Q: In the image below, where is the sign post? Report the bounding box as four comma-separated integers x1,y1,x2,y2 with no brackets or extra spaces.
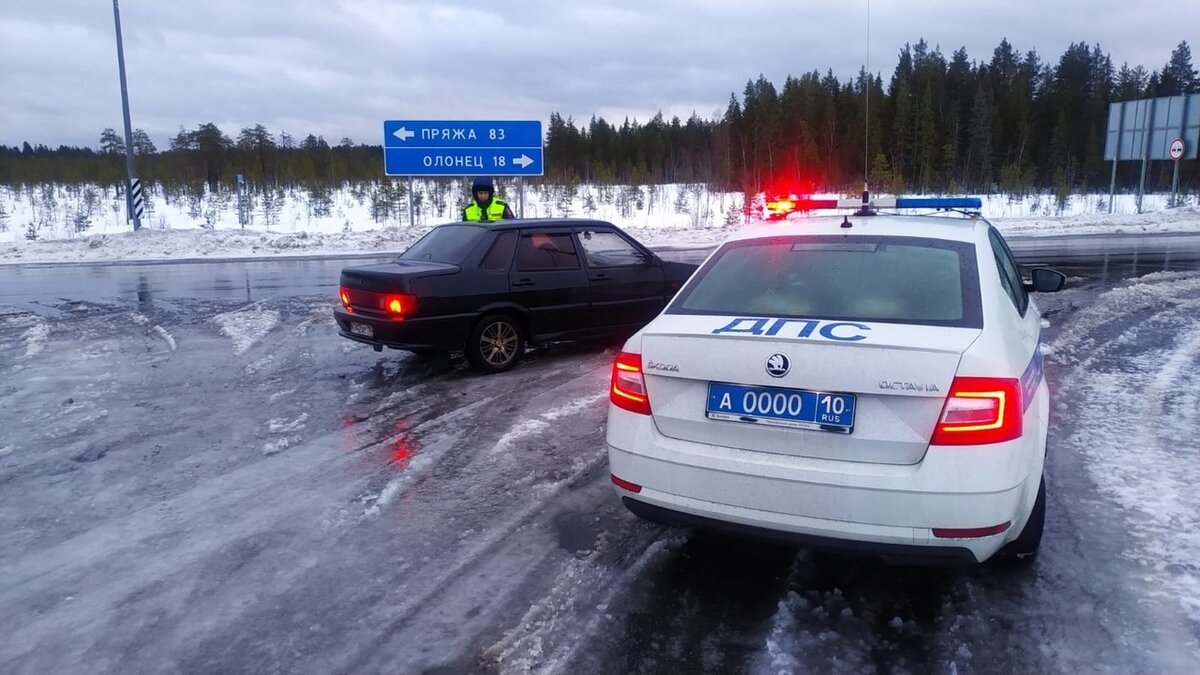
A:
1106,94,1199,213
1169,138,1185,207
383,120,544,221
111,0,141,231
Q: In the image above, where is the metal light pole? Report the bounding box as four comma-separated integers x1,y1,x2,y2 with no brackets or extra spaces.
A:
112,0,141,230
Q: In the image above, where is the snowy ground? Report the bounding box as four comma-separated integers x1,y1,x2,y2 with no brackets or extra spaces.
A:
1,183,1196,265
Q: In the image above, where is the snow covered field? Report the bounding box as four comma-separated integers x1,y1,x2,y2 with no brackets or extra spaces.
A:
0,183,1196,265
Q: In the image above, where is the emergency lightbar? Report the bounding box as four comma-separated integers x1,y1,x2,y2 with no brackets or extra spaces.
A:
791,197,983,211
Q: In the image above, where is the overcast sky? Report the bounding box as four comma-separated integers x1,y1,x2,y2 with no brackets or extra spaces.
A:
1,0,1195,149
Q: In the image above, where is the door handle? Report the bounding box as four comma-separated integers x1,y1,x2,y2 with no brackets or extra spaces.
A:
590,273,610,281
512,278,536,287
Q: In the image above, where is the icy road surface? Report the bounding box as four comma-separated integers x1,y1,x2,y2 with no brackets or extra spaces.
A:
0,251,1197,673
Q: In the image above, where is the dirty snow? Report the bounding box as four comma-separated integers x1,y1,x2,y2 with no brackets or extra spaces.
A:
542,393,607,421
262,437,292,456
152,325,177,351
1050,272,1200,625
0,446,13,458
211,306,280,355
22,322,49,357
267,413,309,434
489,419,551,455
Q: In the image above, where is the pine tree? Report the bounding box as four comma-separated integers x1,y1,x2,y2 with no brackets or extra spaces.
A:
99,128,124,155
132,129,156,155
1159,41,1198,95
966,84,994,190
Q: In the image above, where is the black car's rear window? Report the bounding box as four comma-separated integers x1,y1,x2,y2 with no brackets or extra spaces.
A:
399,225,485,264
668,235,982,328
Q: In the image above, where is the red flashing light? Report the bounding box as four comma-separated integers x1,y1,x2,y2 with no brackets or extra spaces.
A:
610,352,651,415
930,377,1023,445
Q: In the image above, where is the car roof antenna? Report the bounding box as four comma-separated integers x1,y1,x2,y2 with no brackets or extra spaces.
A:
841,215,853,228
855,0,875,219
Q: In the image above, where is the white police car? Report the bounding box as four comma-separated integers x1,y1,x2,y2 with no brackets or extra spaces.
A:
605,197,1065,565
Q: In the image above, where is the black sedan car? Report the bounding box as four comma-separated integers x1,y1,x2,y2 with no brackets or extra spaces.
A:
334,219,697,372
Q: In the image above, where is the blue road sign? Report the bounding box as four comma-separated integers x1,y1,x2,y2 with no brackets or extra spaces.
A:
384,147,543,176
383,119,544,176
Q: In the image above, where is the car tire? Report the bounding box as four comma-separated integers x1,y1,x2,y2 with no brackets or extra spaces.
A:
999,476,1045,562
465,314,525,373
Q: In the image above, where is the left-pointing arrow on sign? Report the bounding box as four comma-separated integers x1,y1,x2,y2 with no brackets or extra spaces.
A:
393,127,415,142
514,154,535,168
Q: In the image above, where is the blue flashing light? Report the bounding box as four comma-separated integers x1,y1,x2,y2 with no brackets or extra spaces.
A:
894,197,982,209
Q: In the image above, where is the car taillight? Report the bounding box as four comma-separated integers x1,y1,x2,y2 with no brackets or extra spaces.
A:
930,377,1022,445
377,293,416,320
610,352,650,415
339,287,352,310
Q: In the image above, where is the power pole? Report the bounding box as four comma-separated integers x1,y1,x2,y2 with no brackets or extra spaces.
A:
112,0,142,230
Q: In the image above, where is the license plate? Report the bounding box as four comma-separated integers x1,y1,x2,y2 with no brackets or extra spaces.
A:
706,382,856,433
350,322,374,338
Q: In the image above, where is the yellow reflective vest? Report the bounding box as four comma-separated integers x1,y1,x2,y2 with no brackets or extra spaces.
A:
464,199,509,222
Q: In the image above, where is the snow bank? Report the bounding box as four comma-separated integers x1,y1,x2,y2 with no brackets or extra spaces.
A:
1,183,1197,265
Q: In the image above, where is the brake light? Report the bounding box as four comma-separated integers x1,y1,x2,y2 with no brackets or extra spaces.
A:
610,352,651,415
380,294,416,320
339,287,417,320
930,377,1022,445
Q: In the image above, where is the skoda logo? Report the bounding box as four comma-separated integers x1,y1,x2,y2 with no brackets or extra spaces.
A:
765,353,790,378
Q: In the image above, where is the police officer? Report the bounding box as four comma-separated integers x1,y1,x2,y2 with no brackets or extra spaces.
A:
462,176,515,222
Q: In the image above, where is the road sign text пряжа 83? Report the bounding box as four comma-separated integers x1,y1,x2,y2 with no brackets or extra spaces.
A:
383,120,544,177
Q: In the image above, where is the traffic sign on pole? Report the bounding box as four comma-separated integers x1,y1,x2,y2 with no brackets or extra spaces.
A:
382,120,543,177
1169,138,1185,161
1169,138,1185,207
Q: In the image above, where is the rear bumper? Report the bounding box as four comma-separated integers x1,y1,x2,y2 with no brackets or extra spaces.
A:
333,308,471,351
622,497,976,564
607,406,1043,564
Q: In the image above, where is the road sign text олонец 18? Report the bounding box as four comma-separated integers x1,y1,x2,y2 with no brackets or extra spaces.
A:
383,148,543,176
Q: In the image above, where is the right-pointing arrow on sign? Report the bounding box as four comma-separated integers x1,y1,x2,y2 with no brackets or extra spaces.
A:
514,154,535,168
393,127,415,142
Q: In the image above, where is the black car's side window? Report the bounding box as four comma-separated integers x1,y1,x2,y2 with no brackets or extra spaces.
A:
516,232,581,271
480,231,517,272
988,228,1028,315
576,230,648,268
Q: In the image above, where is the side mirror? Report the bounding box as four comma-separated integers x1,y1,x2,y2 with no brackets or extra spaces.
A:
1026,268,1066,293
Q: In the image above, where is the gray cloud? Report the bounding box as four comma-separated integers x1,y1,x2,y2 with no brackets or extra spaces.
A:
1,0,1195,149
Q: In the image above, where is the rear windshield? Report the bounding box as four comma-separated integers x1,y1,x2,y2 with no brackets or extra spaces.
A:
668,235,982,328
399,225,485,264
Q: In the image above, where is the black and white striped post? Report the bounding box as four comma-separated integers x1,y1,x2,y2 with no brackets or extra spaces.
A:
112,0,142,231
130,178,145,222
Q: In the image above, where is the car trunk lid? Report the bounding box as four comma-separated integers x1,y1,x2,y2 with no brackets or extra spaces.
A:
640,315,980,465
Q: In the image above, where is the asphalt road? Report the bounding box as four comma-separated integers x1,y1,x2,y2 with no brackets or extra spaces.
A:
1,232,1198,312
0,234,1197,673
